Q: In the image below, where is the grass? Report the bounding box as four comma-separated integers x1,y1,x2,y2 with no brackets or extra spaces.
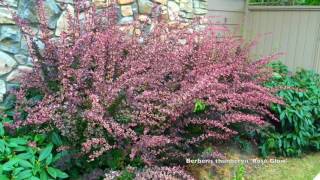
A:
189,143,320,180
248,152,320,180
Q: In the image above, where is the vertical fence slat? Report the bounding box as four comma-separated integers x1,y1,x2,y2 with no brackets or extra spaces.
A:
245,6,320,73
287,12,299,69
303,12,317,70
271,11,283,55
295,13,309,70
313,12,320,72
280,12,291,66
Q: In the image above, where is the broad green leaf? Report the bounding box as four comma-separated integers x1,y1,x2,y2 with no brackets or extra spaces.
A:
17,169,33,179
34,135,46,144
47,167,57,179
47,167,68,179
7,142,18,148
3,158,20,171
51,132,62,146
46,154,53,165
52,151,68,163
0,123,4,137
30,176,40,180
18,159,33,168
4,146,11,154
0,175,9,180
55,169,68,179
32,161,41,175
0,140,5,153
13,167,25,176
14,145,28,152
16,152,34,160
40,170,48,180
39,144,53,161
9,138,28,145
30,155,36,165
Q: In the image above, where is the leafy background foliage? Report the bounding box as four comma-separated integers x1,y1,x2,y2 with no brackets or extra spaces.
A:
259,61,320,157
0,116,68,180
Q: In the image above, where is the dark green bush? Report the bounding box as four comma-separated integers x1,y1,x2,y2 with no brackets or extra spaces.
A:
0,119,68,179
259,62,320,157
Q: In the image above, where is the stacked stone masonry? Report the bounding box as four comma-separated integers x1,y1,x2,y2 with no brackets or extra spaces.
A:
0,0,208,101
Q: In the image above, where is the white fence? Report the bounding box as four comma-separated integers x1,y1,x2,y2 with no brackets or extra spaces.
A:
207,0,246,37
207,1,320,72
244,6,320,72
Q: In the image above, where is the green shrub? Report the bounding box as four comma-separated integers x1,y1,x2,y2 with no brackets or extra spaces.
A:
0,112,68,180
259,62,320,157
0,123,68,180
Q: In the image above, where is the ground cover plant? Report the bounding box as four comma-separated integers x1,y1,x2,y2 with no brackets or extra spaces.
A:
258,62,320,157
0,0,285,179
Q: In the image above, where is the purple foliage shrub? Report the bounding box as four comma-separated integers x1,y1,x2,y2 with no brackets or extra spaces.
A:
104,166,195,180
10,1,282,166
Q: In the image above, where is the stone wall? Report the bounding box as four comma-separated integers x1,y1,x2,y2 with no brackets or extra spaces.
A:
0,0,208,101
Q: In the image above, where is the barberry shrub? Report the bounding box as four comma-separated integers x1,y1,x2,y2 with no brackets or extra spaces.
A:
104,166,195,180
10,0,281,169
